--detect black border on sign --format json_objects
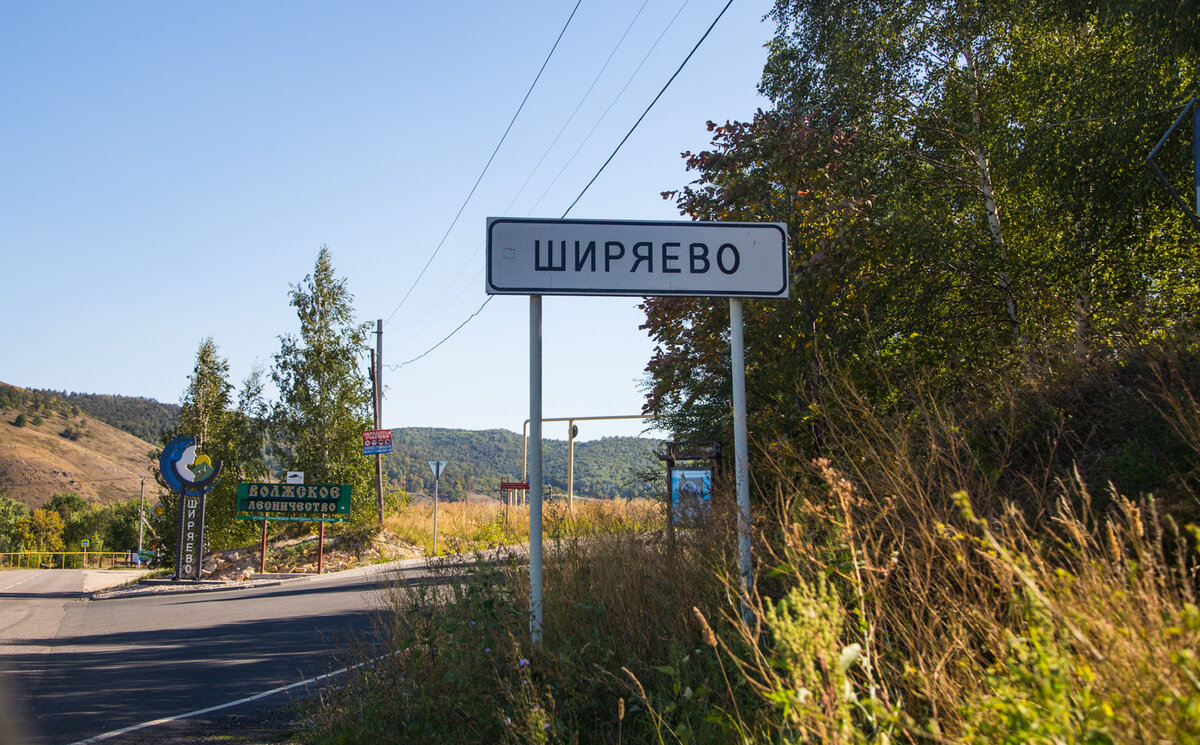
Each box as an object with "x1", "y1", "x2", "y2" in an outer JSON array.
[{"x1": 486, "y1": 217, "x2": 789, "y2": 297}]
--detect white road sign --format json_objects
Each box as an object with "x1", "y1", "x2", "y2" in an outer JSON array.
[
  {"x1": 428, "y1": 460, "x2": 447, "y2": 478},
  {"x1": 486, "y1": 218, "x2": 788, "y2": 297}
]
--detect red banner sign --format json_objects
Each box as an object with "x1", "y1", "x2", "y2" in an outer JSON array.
[{"x1": 362, "y1": 429, "x2": 393, "y2": 455}]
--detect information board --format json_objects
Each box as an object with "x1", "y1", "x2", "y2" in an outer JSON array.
[
  {"x1": 235, "y1": 483, "x2": 352, "y2": 523},
  {"x1": 363, "y1": 429, "x2": 393, "y2": 455},
  {"x1": 487, "y1": 218, "x2": 788, "y2": 298}
]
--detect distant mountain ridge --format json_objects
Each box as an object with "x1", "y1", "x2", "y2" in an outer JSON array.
[
  {"x1": 0, "y1": 382, "x2": 157, "y2": 508},
  {"x1": 1, "y1": 383, "x2": 662, "y2": 504},
  {"x1": 385, "y1": 427, "x2": 662, "y2": 500},
  {"x1": 32, "y1": 388, "x2": 180, "y2": 444}
]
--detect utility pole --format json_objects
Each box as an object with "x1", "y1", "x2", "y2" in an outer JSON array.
[
  {"x1": 137, "y1": 476, "x2": 145, "y2": 560},
  {"x1": 373, "y1": 319, "x2": 384, "y2": 524}
]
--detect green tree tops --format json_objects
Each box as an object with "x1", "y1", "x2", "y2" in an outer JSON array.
[
  {"x1": 159, "y1": 338, "x2": 267, "y2": 554},
  {"x1": 272, "y1": 246, "x2": 375, "y2": 526}
]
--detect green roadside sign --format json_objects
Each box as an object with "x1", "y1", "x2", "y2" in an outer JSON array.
[{"x1": 235, "y1": 482, "x2": 351, "y2": 523}]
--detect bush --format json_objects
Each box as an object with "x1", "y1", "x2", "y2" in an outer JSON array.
[{"x1": 305, "y1": 352, "x2": 1200, "y2": 744}]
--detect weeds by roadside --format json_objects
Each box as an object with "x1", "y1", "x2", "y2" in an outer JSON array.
[{"x1": 304, "y1": 367, "x2": 1200, "y2": 744}]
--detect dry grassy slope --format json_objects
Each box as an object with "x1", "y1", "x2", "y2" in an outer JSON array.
[{"x1": 0, "y1": 405, "x2": 157, "y2": 509}]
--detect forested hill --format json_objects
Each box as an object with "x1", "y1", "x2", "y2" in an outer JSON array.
[
  {"x1": 2, "y1": 383, "x2": 659, "y2": 500},
  {"x1": 384, "y1": 427, "x2": 662, "y2": 500},
  {"x1": 29, "y1": 388, "x2": 180, "y2": 444}
]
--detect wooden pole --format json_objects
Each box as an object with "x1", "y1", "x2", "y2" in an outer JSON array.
[{"x1": 374, "y1": 320, "x2": 385, "y2": 524}]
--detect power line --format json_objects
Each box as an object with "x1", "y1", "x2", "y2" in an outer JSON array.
[
  {"x1": 382, "y1": 0, "x2": 584, "y2": 328},
  {"x1": 506, "y1": 0, "x2": 654, "y2": 212},
  {"x1": 393, "y1": 295, "x2": 495, "y2": 369},
  {"x1": 392, "y1": 0, "x2": 664, "y2": 345},
  {"x1": 390, "y1": 0, "x2": 736, "y2": 371},
  {"x1": 562, "y1": 0, "x2": 735, "y2": 216},
  {"x1": 528, "y1": 0, "x2": 693, "y2": 215}
]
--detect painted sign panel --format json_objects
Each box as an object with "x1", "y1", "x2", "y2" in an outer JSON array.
[
  {"x1": 159, "y1": 436, "x2": 222, "y2": 496},
  {"x1": 178, "y1": 494, "x2": 205, "y2": 580},
  {"x1": 160, "y1": 436, "x2": 220, "y2": 581},
  {"x1": 486, "y1": 218, "x2": 788, "y2": 297},
  {"x1": 235, "y1": 483, "x2": 352, "y2": 522},
  {"x1": 670, "y1": 467, "x2": 712, "y2": 526},
  {"x1": 363, "y1": 429, "x2": 394, "y2": 455}
]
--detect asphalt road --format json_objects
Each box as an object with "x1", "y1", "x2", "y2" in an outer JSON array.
[{"x1": 0, "y1": 565, "x2": 413, "y2": 745}]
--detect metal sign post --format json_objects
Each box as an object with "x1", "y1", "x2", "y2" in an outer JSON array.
[
  {"x1": 730, "y1": 298, "x2": 753, "y2": 623},
  {"x1": 487, "y1": 217, "x2": 788, "y2": 644},
  {"x1": 428, "y1": 460, "x2": 447, "y2": 556},
  {"x1": 1147, "y1": 97, "x2": 1200, "y2": 232},
  {"x1": 528, "y1": 295, "x2": 544, "y2": 642}
]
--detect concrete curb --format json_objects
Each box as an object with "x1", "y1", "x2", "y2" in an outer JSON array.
[{"x1": 86, "y1": 545, "x2": 535, "y2": 600}]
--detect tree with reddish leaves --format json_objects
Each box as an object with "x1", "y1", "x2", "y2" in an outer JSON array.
[{"x1": 642, "y1": 109, "x2": 887, "y2": 450}]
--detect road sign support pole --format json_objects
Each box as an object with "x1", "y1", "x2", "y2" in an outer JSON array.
[
  {"x1": 730, "y1": 298, "x2": 753, "y2": 624},
  {"x1": 318, "y1": 521, "x2": 325, "y2": 574},
  {"x1": 530, "y1": 294, "x2": 544, "y2": 645},
  {"x1": 567, "y1": 420, "x2": 575, "y2": 511},
  {"x1": 432, "y1": 469, "x2": 439, "y2": 556},
  {"x1": 260, "y1": 516, "x2": 267, "y2": 574}
]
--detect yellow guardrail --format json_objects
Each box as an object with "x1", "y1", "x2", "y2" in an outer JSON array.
[{"x1": 0, "y1": 552, "x2": 138, "y2": 569}]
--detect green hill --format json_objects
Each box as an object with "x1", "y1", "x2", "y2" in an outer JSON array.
[
  {"x1": 2, "y1": 384, "x2": 662, "y2": 502},
  {"x1": 31, "y1": 388, "x2": 179, "y2": 444},
  {"x1": 383, "y1": 427, "x2": 662, "y2": 500},
  {"x1": 0, "y1": 383, "x2": 157, "y2": 508}
]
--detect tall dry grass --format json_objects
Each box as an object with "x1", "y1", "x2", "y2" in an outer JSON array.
[
  {"x1": 307, "y1": 365, "x2": 1200, "y2": 744},
  {"x1": 382, "y1": 497, "x2": 661, "y2": 556}
]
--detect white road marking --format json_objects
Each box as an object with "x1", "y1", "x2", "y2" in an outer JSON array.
[
  {"x1": 1, "y1": 573, "x2": 41, "y2": 592},
  {"x1": 67, "y1": 655, "x2": 389, "y2": 745}
]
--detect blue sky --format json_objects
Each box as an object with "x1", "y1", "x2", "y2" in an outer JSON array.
[{"x1": 1, "y1": 0, "x2": 774, "y2": 441}]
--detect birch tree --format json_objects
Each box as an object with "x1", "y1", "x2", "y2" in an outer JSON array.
[{"x1": 272, "y1": 246, "x2": 374, "y2": 529}]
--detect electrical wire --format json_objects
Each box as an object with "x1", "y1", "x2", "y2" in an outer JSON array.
[
  {"x1": 382, "y1": 0, "x2": 584, "y2": 328},
  {"x1": 528, "y1": 0, "x2": 692, "y2": 215},
  {"x1": 392, "y1": 0, "x2": 654, "y2": 344},
  {"x1": 389, "y1": 0, "x2": 737, "y2": 371},
  {"x1": 393, "y1": 295, "x2": 495, "y2": 369},
  {"x1": 562, "y1": 0, "x2": 734, "y2": 216}
]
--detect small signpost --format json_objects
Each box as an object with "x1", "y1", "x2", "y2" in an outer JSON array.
[
  {"x1": 429, "y1": 461, "x2": 447, "y2": 556},
  {"x1": 500, "y1": 480, "x2": 529, "y2": 506},
  {"x1": 487, "y1": 217, "x2": 788, "y2": 641}
]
